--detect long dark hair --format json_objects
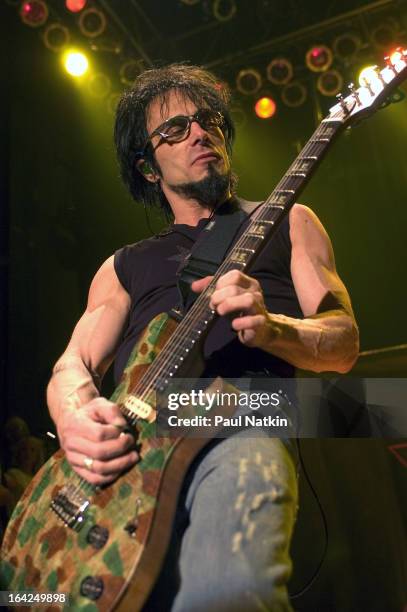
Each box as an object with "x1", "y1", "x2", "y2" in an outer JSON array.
[{"x1": 114, "y1": 63, "x2": 236, "y2": 217}]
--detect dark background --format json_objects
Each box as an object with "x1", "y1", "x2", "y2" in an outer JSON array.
[{"x1": 1, "y1": 1, "x2": 407, "y2": 610}]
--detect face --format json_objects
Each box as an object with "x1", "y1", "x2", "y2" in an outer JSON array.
[{"x1": 144, "y1": 90, "x2": 231, "y2": 205}]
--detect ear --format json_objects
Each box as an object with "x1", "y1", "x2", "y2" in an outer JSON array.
[{"x1": 136, "y1": 159, "x2": 159, "y2": 183}]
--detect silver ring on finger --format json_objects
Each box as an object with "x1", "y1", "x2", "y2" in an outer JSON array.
[{"x1": 83, "y1": 456, "x2": 94, "y2": 471}]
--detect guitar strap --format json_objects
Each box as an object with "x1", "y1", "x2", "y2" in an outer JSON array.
[{"x1": 175, "y1": 197, "x2": 262, "y2": 313}]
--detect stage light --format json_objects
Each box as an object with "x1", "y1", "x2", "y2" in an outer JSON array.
[
  {"x1": 305, "y1": 45, "x2": 333, "y2": 72},
  {"x1": 358, "y1": 65, "x2": 378, "y2": 87},
  {"x1": 236, "y1": 69, "x2": 262, "y2": 95},
  {"x1": 43, "y1": 23, "x2": 70, "y2": 52},
  {"x1": 20, "y1": 1, "x2": 49, "y2": 27},
  {"x1": 389, "y1": 48, "x2": 406, "y2": 67},
  {"x1": 332, "y1": 33, "x2": 362, "y2": 61},
  {"x1": 281, "y1": 81, "x2": 307, "y2": 108},
  {"x1": 266, "y1": 58, "x2": 293, "y2": 85},
  {"x1": 371, "y1": 21, "x2": 398, "y2": 49},
  {"x1": 254, "y1": 96, "x2": 276, "y2": 119},
  {"x1": 65, "y1": 0, "x2": 86, "y2": 12},
  {"x1": 78, "y1": 7, "x2": 106, "y2": 38},
  {"x1": 317, "y1": 69, "x2": 343, "y2": 97},
  {"x1": 88, "y1": 73, "x2": 111, "y2": 98},
  {"x1": 213, "y1": 0, "x2": 236, "y2": 22},
  {"x1": 119, "y1": 59, "x2": 144, "y2": 85},
  {"x1": 64, "y1": 51, "x2": 88, "y2": 77}
]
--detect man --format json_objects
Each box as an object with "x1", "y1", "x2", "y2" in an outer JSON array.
[{"x1": 47, "y1": 64, "x2": 359, "y2": 611}]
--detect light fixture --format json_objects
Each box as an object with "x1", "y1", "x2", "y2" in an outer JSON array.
[
  {"x1": 332, "y1": 33, "x2": 362, "y2": 61},
  {"x1": 236, "y1": 68, "x2": 262, "y2": 95},
  {"x1": 119, "y1": 59, "x2": 144, "y2": 85},
  {"x1": 230, "y1": 105, "x2": 247, "y2": 127},
  {"x1": 305, "y1": 45, "x2": 333, "y2": 72},
  {"x1": 78, "y1": 7, "x2": 106, "y2": 38},
  {"x1": 317, "y1": 69, "x2": 343, "y2": 96},
  {"x1": 213, "y1": 0, "x2": 236, "y2": 22},
  {"x1": 65, "y1": 0, "x2": 87, "y2": 12},
  {"x1": 266, "y1": 58, "x2": 293, "y2": 85},
  {"x1": 281, "y1": 81, "x2": 307, "y2": 108},
  {"x1": 64, "y1": 50, "x2": 89, "y2": 77},
  {"x1": 20, "y1": 1, "x2": 49, "y2": 27},
  {"x1": 371, "y1": 20, "x2": 398, "y2": 49},
  {"x1": 43, "y1": 23, "x2": 70, "y2": 52},
  {"x1": 254, "y1": 96, "x2": 277, "y2": 119},
  {"x1": 88, "y1": 73, "x2": 111, "y2": 98}
]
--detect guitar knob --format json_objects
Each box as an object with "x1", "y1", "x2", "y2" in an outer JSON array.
[
  {"x1": 80, "y1": 576, "x2": 104, "y2": 600},
  {"x1": 86, "y1": 525, "x2": 109, "y2": 549}
]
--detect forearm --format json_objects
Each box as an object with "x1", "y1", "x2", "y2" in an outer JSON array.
[
  {"x1": 47, "y1": 355, "x2": 101, "y2": 426},
  {"x1": 262, "y1": 309, "x2": 359, "y2": 373}
]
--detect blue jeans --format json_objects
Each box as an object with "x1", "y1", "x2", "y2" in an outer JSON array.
[{"x1": 144, "y1": 432, "x2": 298, "y2": 612}]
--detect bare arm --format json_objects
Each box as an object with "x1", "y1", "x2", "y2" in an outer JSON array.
[
  {"x1": 194, "y1": 204, "x2": 359, "y2": 373},
  {"x1": 47, "y1": 256, "x2": 138, "y2": 484}
]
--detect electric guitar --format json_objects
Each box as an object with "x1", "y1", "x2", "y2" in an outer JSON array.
[{"x1": 1, "y1": 50, "x2": 406, "y2": 611}]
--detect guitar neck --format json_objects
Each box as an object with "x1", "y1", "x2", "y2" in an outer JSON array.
[{"x1": 133, "y1": 118, "x2": 345, "y2": 394}]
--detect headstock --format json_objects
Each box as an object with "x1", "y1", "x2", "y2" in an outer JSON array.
[{"x1": 328, "y1": 48, "x2": 407, "y2": 125}]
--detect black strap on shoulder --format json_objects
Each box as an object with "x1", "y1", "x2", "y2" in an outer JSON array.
[{"x1": 175, "y1": 197, "x2": 261, "y2": 313}]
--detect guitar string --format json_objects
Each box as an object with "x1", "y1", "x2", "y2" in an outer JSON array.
[
  {"x1": 125, "y1": 117, "x2": 345, "y2": 402},
  {"x1": 128, "y1": 119, "x2": 344, "y2": 399},
  {"x1": 73, "y1": 115, "x2": 345, "y2": 495}
]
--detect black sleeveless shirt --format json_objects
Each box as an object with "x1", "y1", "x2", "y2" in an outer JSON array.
[{"x1": 113, "y1": 201, "x2": 303, "y2": 384}]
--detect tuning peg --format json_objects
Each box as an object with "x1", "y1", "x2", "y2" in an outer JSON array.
[
  {"x1": 336, "y1": 93, "x2": 349, "y2": 113},
  {"x1": 360, "y1": 76, "x2": 375, "y2": 96},
  {"x1": 348, "y1": 83, "x2": 361, "y2": 105},
  {"x1": 373, "y1": 67, "x2": 386, "y2": 86},
  {"x1": 384, "y1": 55, "x2": 398, "y2": 75}
]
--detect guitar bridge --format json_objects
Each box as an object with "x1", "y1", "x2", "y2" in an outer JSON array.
[{"x1": 50, "y1": 484, "x2": 90, "y2": 531}]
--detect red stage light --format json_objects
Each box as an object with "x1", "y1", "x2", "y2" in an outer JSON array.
[
  {"x1": 66, "y1": 0, "x2": 87, "y2": 12},
  {"x1": 305, "y1": 45, "x2": 333, "y2": 72},
  {"x1": 20, "y1": 1, "x2": 48, "y2": 27},
  {"x1": 254, "y1": 97, "x2": 276, "y2": 119}
]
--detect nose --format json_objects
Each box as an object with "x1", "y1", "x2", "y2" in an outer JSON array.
[{"x1": 189, "y1": 118, "x2": 210, "y2": 145}]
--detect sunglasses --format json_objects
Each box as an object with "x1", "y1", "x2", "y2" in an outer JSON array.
[{"x1": 139, "y1": 109, "x2": 225, "y2": 157}]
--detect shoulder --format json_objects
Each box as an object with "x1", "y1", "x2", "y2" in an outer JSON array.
[
  {"x1": 289, "y1": 203, "x2": 334, "y2": 261},
  {"x1": 88, "y1": 255, "x2": 130, "y2": 310}
]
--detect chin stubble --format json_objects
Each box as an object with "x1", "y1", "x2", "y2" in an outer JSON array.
[{"x1": 168, "y1": 164, "x2": 231, "y2": 208}]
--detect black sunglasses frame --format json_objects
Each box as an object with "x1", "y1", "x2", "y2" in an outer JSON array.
[{"x1": 138, "y1": 109, "x2": 225, "y2": 159}]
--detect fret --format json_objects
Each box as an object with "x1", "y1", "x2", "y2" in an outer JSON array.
[
  {"x1": 246, "y1": 231, "x2": 265, "y2": 239},
  {"x1": 287, "y1": 172, "x2": 306, "y2": 178},
  {"x1": 309, "y1": 137, "x2": 330, "y2": 143},
  {"x1": 264, "y1": 204, "x2": 283, "y2": 211},
  {"x1": 255, "y1": 218, "x2": 275, "y2": 224},
  {"x1": 275, "y1": 189, "x2": 295, "y2": 194},
  {"x1": 300, "y1": 156, "x2": 318, "y2": 160},
  {"x1": 230, "y1": 247, "x2": 255, "y2": 264}
]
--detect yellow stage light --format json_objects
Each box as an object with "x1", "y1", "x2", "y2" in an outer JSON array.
[
  {"x1": 358, "y1": 65, "x2": 378, "y2": 87},
  {"x1": 254, "y1": 96, "x2": 276, "y2": 119},
  {"x1": 64, "y1": 51, "x2": 89, "y2": 77}
]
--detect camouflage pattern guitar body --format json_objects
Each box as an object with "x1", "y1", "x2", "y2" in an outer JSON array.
[{"x1": 0, "y1": 313, "x2": 213, "y2": 611}]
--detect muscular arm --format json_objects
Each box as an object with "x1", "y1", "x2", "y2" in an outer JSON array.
[
  {"x1": 194, "y1": 204, "x2": 359, "y2": 374},
  {"x1": 47, "y1": 255, "x2": 130, "y2": 420},
  {"x1": 47, "y1": 256, "x2": 138, "y2": 485},
  {"x1": 260, "y1": 204, "x2": 359, "y2": 372}
]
